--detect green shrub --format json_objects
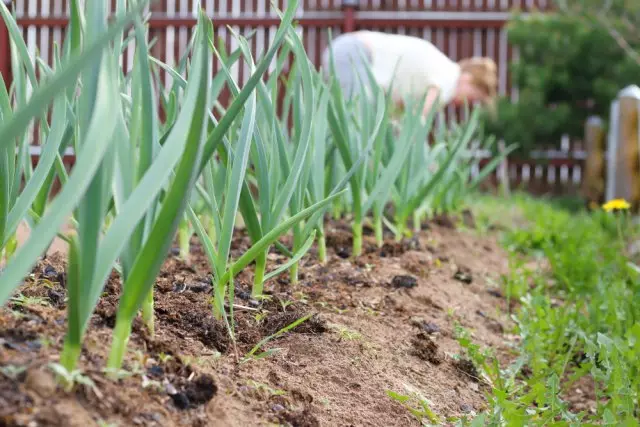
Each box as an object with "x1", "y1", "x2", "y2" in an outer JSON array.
[{"x1": 481, "y1": 11, "x2": 640, "y2": 156}]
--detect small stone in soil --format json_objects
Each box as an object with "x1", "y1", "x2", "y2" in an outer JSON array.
[
  {"x1": 43, "y1": 265, "x2": 58, "y2": 278},
  {"x1": 147, "y1": 365, "x2": 164, "y2": 378},
  {"x1": 172, "y1": 281, "x2": 187, "y2": 293},
  {"x1": 237, "y1": 290, "x2": 251, "y2": 301},
  {"x1": 460, "y1": 403, "x2": 474, "y2": 413},
  {"x1": 170, "y1": 247, "x2": 180, "y2": 256},
  {"x1": 391, "y1": 275, "x2": 417, "y2": 289},
  {"x1": 423, "y1": 322, "x2": 441, "y2": 334},
  {"x1": 453, "y1": 267, "x2": 473, "y2": 284},
  {"x1": 272, "y1": 404, "x2": 286, "y2": 412},
  {"x1": 409, "y1": 317, "x2": 440, "y2": 334}
]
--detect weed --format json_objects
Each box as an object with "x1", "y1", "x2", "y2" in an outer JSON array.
[
  {"x1": 386, "y1": 384, "x2": 440, "y2": 425},
  {"x1": 465, "y1": 194, "x2": 640, "y2": 425},
  {"x1": 10, "y1": 294, "x2": 50, "y2": 308}
]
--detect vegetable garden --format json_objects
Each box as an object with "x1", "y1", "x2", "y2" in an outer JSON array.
[{"x1": 1, "y1": 1, "x2": 639, "y2": 426}]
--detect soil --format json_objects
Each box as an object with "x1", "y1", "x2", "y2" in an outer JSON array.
[{"x1": 2, "y1": 214, "x2": 517, "y2": 427}]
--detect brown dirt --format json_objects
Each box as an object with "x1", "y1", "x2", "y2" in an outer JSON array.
[{"x1": 1, "y1": 215, "x2": 517, "y2": 427}]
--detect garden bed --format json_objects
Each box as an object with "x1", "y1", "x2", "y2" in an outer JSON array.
[{"x1": 1, "y1": 214, "x2": 515, "y2": 427}]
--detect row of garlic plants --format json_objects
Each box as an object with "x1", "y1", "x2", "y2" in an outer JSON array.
[{"x1": 0, "y1": 0, "x2": 509, "y2": 374}]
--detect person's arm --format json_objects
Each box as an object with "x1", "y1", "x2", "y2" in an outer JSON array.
[{"x1": 421, "y1": 86, "x2": 441, "y2": 121}]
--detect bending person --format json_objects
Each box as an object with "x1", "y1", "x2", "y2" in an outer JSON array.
[{"x1": 321, "y1": 30, "x2": 498, "y2": 118}]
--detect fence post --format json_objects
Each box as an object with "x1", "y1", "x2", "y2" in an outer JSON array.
[
  {"x1": 582, "y1": 116, "x2": 605, "y2": 206},
  {"x1": 606, "y1": 85, "x2": 640, "y2": 210},
  {"x1": 0, "y1": 0, "x2": 11, "y2": 89},
  {"x1": 341, "y1": 0, "x2": 358, "y2": 33},
  {"x1": 497, "y1": 140, "x2": 510, "y2": 196}
]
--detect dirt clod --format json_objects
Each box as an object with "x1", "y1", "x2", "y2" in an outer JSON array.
[
  {"x1": 24, "y1": 368, "x2": 57, "y2": 398},
  {"x1": 453, "y1": 266, "x2": 473, "y2": 284},
  {"x1": 47, "y1": 288, "x2": 65, "y2": 306},
  {"x1": 410, "y1": 332, "x2": 443, "y2": 364},
  {"x1": 487, "y1": 289, "x2": 503, "y2": 298},
  {"x1": 170, "y1": 392, "x2": 191, "y2": 410},
  {"x1": 391, "y1": 275, "x2": 418, "y2": 289},
  {"x1": 432, "y1": 214, "x2": 456, "y2": 229},
  {"x1": 453, "y1": 358, "x2": 480, "y2": 382},
  {"x1": 188, "y1": 282, "x2": 210, "y2": 293},
  {"x1": 410, "y1": 317, "x2": 441, "y2": 334},
  {"x1": 336, "y1": 247, "x2": 350, "y2": 259},
  {"x1": 169, "y1": 375, "x2": 217, "y2": 410},
  {"x1": 185, "y1": 374, "x2": 217, "y2": 406},
  {"x1": 276, "y1": 408, "x2": 320, "y2": 427},
  {"x1": 262, "y1": 312, "x2": 327, "y2": 337},
  {"x1": 460, "y1": 403, "x2": 474, "y2": 413},
  {"x1": 423, "y1": 322, "x2": 441, "y2": 335}
]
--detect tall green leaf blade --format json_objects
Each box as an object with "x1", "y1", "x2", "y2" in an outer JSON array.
[
  {"x1": 216, "y1": 64, "x2": 257, "y2": 275},
  {"x1": 198, "y1": 0, "x2": 299, "y2": 173},
  {"x1": 269, "y1": 31, "x2": 315, "y2": 227},
  {"x1": 0, "y1": 41, "x2": 122, "y2": 304},
  {"x1": 4, "y1": 94, "x2": 67, "y2": 247},
  {"x1": 111, "y1": 13, "x2": 211, "y2": 327}
]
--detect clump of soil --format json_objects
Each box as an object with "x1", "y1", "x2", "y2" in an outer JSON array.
[
  {"x1": 275, "y1": 408, "x2": 320, "y2": 427},
  {"x1": 391, "y1": 275, "x2": 418, "y2": 289},
  {"x1": 2, "y1": 218, "x2": 515, "y2": 426},
  {"x1": 261, "y1": 312, "x2": 327, "y2": 337},
  {"x1": 169, "y1": 374, "x2": 218, "y2": 410},
  {"x1": 410, "y1": 332, "x2": 443, "y2": 364},
  {"x1": 453, "y1": 358, "x2": 481, "y2": 383}
]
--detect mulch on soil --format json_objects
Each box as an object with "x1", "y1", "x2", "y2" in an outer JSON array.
[{"x1": 1, "y1": 214, "x2": 515, "y2": 427}]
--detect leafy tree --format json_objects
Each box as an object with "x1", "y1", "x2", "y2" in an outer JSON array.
[{"x1": 481, "y1": 10, "x2": 640, "y2": 156}]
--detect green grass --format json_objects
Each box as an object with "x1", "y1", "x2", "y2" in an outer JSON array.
[{"x1": 457, "y1": 193, "x2": 640, "y2": 426}]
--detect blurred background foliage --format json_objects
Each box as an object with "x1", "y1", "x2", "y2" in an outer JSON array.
[{"x1": 481, "y1": 2, "x2": 640, "y2": 156}]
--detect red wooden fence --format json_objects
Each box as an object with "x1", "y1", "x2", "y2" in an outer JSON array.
[{"x1": 1, "y1": 0, "x2": 585, "y2": 196}]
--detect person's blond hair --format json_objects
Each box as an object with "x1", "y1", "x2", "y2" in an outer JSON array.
[{"x1": 457, "y1": 56, "x2": 498, "y2": 113}]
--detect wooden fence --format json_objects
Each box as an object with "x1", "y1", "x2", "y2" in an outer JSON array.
[{"x1": 1, "y1": 0, "x2": 588, "y2": 197}]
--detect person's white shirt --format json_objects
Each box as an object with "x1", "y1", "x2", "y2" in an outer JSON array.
[{"x1": 355, "y1": 30, "x2": 462, "y2": 109}]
